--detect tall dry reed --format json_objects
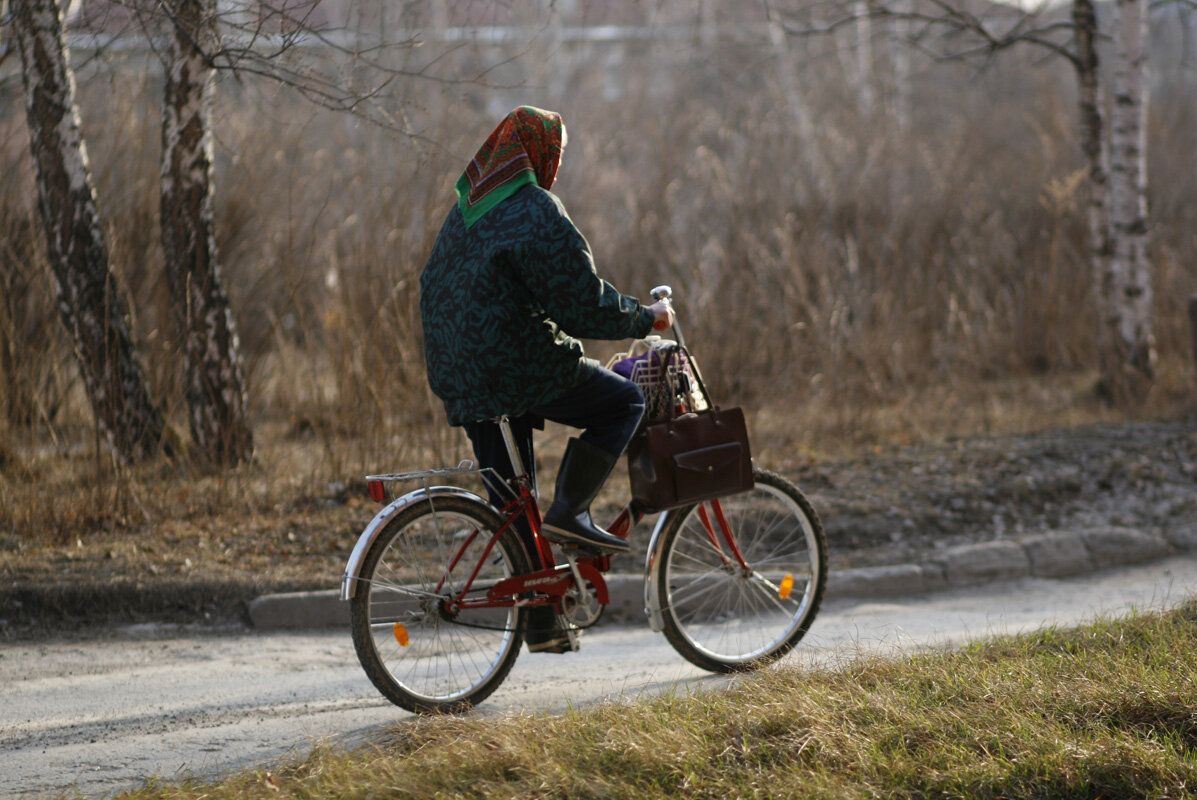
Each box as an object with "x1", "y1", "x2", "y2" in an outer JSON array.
[{"x1": 0, "y1": 18, "x2": 1194, "y2": 537}]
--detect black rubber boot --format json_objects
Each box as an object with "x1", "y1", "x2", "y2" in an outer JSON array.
[
  {"x1": 523, "y1": 605, "x2": 572, "y2": 654},
  {"x1": 542, "y1": 438, "x2": 630, "y2": 554}
]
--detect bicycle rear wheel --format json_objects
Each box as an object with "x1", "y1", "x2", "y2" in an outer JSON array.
[
  {"x1": 655, "y1": 469, "x2": 827, "y2": 673},
  {"x1": 349, "y1": 494, "x2": 530, "y2": 713}
]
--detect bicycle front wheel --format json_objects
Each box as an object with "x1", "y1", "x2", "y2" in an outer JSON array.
[
  {"x1": 655, "y1": 469, "x2": 827, "y2": 673},
  {"x1": 349, "y1": 494, "x2": 530, "y2": 713}
]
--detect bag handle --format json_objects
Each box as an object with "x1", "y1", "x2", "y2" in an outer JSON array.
[{"x1": 657, "y1": 343, "x2": 721, "y2": 427}]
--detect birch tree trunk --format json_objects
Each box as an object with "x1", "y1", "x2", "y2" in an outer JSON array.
[
  {"x1": 1103, "y1": 0, "x2": 1155, "y2": 398},
  {"x1": 1072, "y1": 0, "x2": 1112, "y2": 306},
  {"x1": 1072, "y1": 0, "x2": 1106, "y2": 247},
  {"x1": 160, "y1": 0, "x2": 254, "y2": 466},
  {"x1": 12, "y1": 0, "x2": 168, "y2": 462}
]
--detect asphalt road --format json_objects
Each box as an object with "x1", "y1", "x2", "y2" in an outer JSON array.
[{"x1": 4, "y1": 554, "x2": 1197, "y2": 799}]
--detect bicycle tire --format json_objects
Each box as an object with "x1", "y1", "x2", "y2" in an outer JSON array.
[
  {"x1": 655, "y1": 469, "x2": 827, "y2": 673},
  {"x1": 349, "y1": 494, "x2": 531, "y2": 713}
]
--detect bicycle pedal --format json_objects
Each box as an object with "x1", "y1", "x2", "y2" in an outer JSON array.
[
  {"x1": 526, "y1": 628, "x2": 581, "y2": 654},
  {"x1": 559, "y1": 541, "x2": 605, "y2": 557}
]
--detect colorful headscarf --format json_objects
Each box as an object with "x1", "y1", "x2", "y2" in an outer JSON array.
[{"x1": 455, "y1": 106, "x2": 565, "y2": 229}]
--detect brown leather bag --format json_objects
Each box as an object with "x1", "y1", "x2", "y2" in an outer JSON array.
[
  {"x1": 625, "y1": 346, "x2": 754, "y2": 512},
  {"x1": 627, "y1": 407, "x2": 755, "y2": 512}
]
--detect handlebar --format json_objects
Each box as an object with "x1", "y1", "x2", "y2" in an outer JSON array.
[{"x1": 648, "y1": 284, "x2": 685, "y2": 347}]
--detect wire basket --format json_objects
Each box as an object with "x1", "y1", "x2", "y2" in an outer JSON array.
[{"x1": 613, "y1": 343, "x2": 708, "y2": 421}]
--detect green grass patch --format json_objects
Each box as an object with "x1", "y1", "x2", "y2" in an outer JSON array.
[{"x1": 112, "y1": 601, "x2": 1197, "y2": 800}]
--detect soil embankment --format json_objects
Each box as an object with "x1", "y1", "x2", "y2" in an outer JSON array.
[{"x1": 3, "y1": 421, "x2": 1193, "y2": 637}]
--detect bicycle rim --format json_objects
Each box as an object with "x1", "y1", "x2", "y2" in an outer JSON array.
[
  {"x1": 658, "y1": 470, "x2": 827, "y2": 672},
  {"x1": 351, "y1": 496, "x2": 528, "y2": 712}
]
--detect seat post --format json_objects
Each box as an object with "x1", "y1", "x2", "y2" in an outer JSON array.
[{"x1": 496, "y1": 415, "x2": 536, "y2": 497}]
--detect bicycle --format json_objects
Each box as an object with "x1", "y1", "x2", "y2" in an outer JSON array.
[{"x1": 341, "y1": 286, "x2": 828, "y2": 714}]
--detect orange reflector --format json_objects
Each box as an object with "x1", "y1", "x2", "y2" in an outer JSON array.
[
  {"x1": 368, "y1": 480, "x2": 386, "y2": 503},
  {"x1": 393, "y1": 623, "x2": 409, "y2": 647},
  {"x1": 779, "y1": 574, "x2": 794, "y2": 600}
]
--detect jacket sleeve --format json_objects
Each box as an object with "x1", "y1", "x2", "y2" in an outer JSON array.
[{"x1": 512, "y1": 193, "x2": 656, "y2": 341}]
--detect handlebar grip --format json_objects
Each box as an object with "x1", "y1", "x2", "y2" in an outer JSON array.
[{"x1": 649, "y1": 285, "x2": 677, "y2": 335}]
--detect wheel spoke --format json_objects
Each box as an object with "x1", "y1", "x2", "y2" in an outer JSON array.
[
  {"x1": 362, "y1": 580, "x2": 443, "y2": 601},
  {"x1": 350, "y1": 496, "x2": 527, "y2": 713},
  {"x1": 658, "y1": 471, "x2": 827, "y2": 671}
]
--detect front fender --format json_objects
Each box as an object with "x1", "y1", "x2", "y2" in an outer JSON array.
[
  {"x1": 642, "y1": 509, "x2": 680, "y2": 632},
  {"x1": 340, "y1": 485, "x2": 489, "y2": 600}
]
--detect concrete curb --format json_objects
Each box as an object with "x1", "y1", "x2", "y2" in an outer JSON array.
[
  {"x1": 247, "y1": 526, "x2": 1189, "y2": 631},
  {"x1": 247, "y1": 575, "x2": 647, "y2": 631}
]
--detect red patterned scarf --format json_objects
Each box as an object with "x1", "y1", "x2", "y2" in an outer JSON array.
[{"x1": 455, "y1": 106, "x2": 565, "y2": 228}]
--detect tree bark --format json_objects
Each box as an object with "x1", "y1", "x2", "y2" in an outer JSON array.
[
  {"x1": 160, "y1": 0, "x2": 254, "y2": 466},
  {"x1": 12, "y1": 0, "x2": 168, "y2": 462},
  {"x1": 1072, "y1": 0, "x2": 1107, "y2": 235},
  {"x1": 1103, "y1": 0, "x2": 1155, "y2": 398},
  {"x1": 1072, "y1": 0, "x2": 1114, "y2": 360},
  {"x1": 1072, "y1": 0, "x2": 1155, "y2": 403}
]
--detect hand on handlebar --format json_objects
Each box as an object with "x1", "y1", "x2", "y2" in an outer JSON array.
[{"x1": 649, "y1": 299, "x2": 675, "y2": 332}]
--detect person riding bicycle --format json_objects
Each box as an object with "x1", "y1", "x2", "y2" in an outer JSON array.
[{"x1": 419, "y1": 106, "x2": 672, "y2": 648}]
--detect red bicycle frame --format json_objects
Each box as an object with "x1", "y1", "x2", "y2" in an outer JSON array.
[
  {"x1": 695, "y1": 501, "x2": 751, "y2": 572},
  {"x1": 432, "y1": 464, "x2": 749, "y2": 621},
  {"x1": 435, "y1": 470, "x2": 654, "y2": 615}
]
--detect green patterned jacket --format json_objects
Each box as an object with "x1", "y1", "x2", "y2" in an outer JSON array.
[{"x1": 420, "y1": 184, "x2": 655, "y2": 426}]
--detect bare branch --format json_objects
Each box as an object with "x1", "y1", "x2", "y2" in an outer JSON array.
[
  {"x1": 766, "y1": 0, "x2": 1080, "y2": 70},
  {"x1": 75, "y1": 0, "x2": 498, "y2": 134}
]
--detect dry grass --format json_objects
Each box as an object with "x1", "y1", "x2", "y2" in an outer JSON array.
[
  {"x1": 100, "y1": 600, "x2": 1197, "y2": 800},
  {"x1": 1, "y1": 16, "x2": 1196, "y2": 619}
]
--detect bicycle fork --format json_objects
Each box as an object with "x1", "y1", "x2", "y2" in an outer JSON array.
[{"x1": 643, "y1": 499, "x2": 796, "y2": 633}]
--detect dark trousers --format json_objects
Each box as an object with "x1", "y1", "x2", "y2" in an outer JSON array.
[{"x1": 463, "y1": 367, "x2": 646, "y2": 560}]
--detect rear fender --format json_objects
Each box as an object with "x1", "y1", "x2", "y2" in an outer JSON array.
[{"x1": 340, "y1": 485, "x2": 489, "y2": 600}]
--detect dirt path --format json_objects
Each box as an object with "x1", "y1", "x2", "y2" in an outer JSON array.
[{"x1": 4, "y1": 554, "x2": 1196, "y2": 799}]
